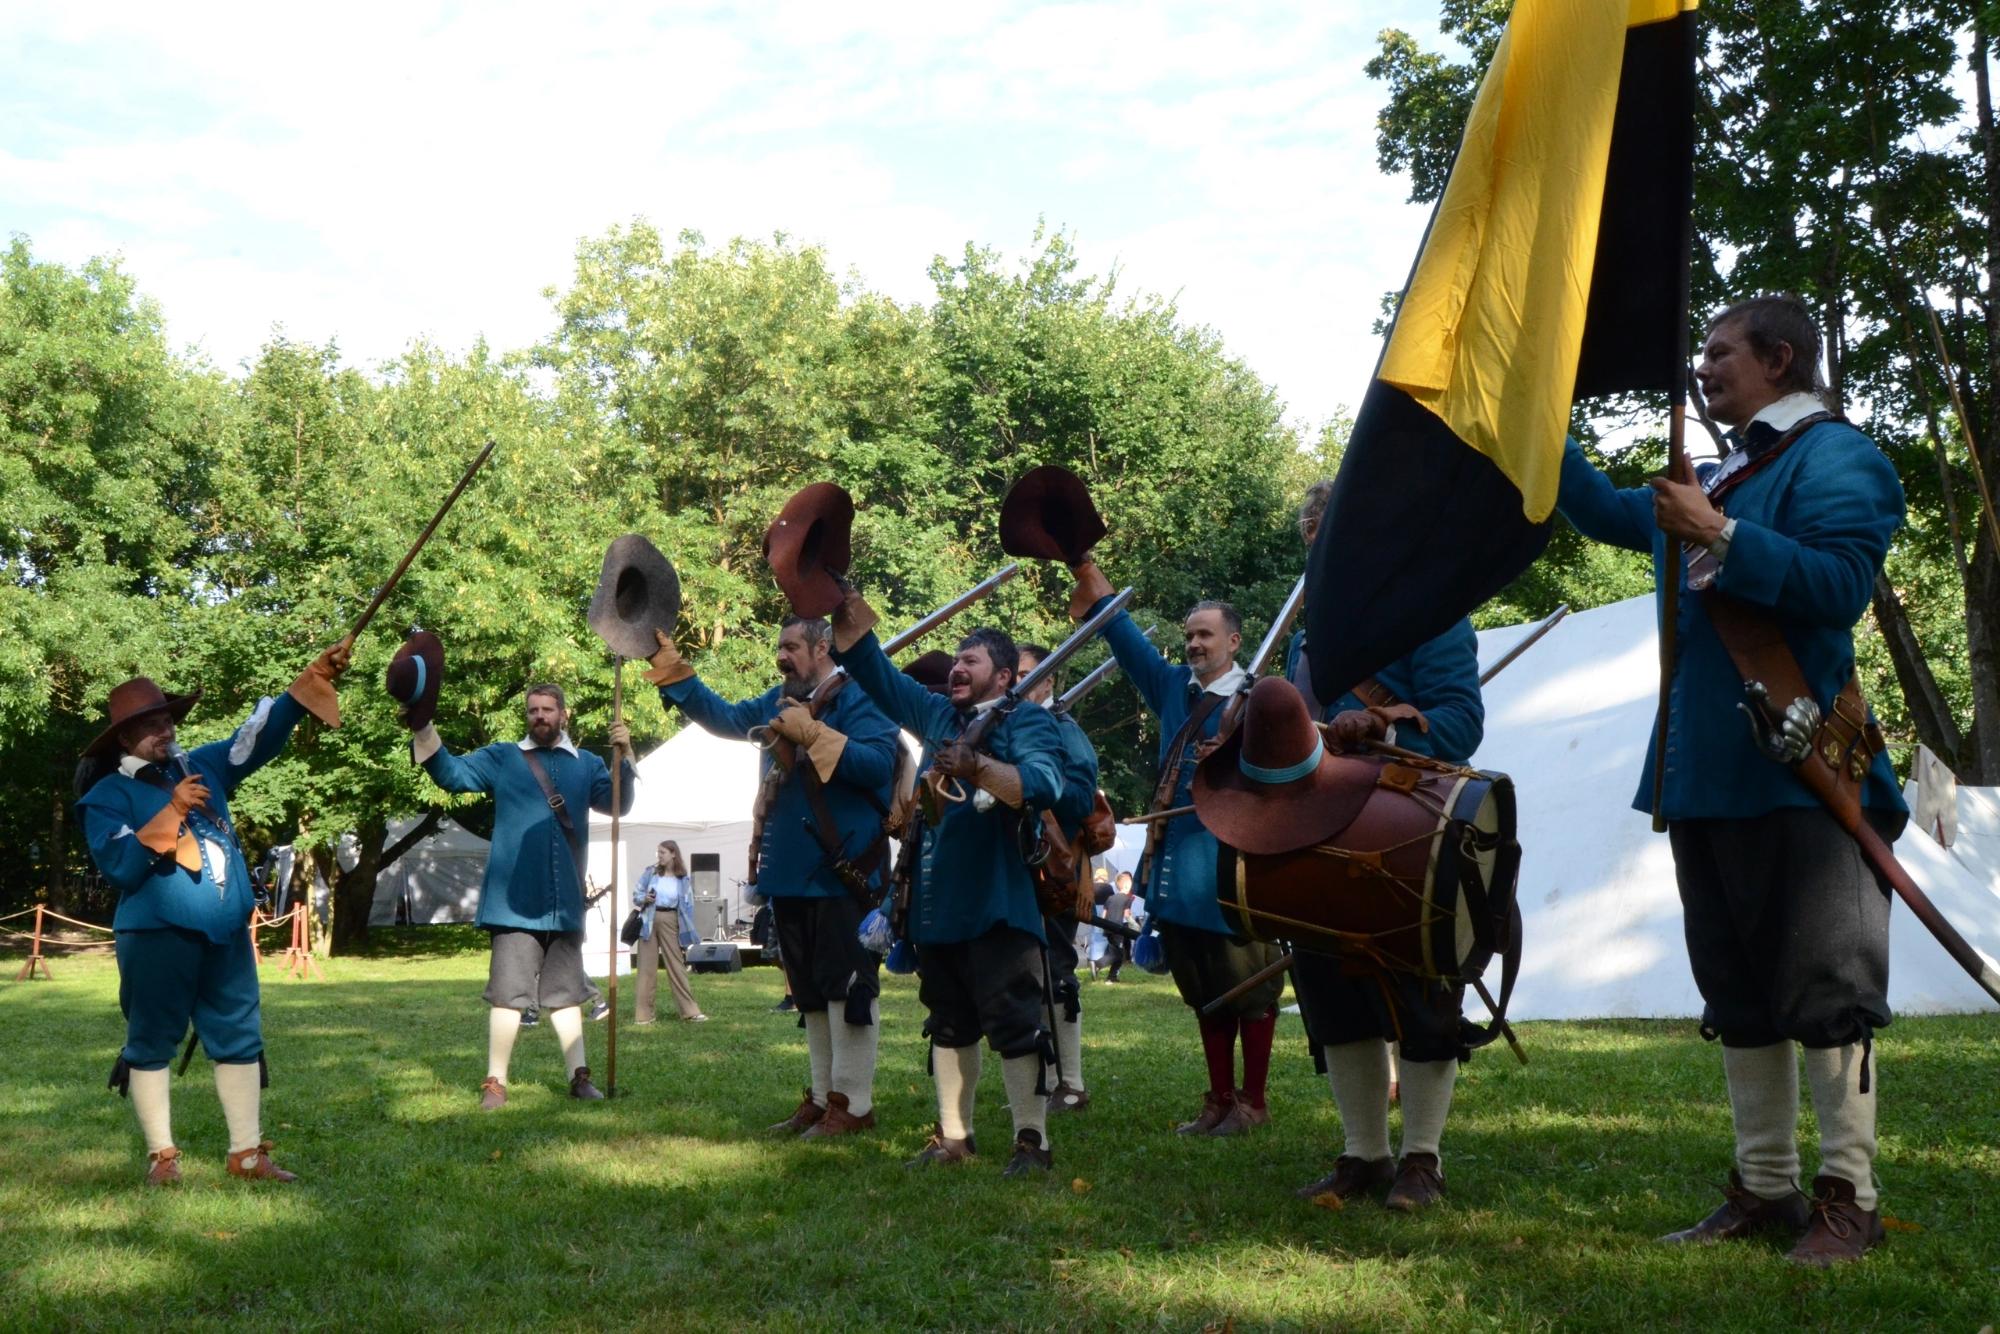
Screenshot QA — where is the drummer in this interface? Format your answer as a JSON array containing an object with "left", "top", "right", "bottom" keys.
[{"left": 1284, "top": 480, "right": 1485, "bottom": 1212}]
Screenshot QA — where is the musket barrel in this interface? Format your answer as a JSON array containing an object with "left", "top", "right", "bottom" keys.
[
  {"left": 1478, "top": 604, "right": 1569, "bottom": 686},
  {"left": 881, "top": 563, "right": 1020, "bottom": 656}
]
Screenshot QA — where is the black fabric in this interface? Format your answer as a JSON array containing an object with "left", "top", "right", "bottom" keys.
[
  {"left": 1291, "top": 950, "right": 1468, "bottom": 1064},
  {"left": 1571, "top": 11, "right": 1696, "bottom": 400},
  {"left": 1303, "top": 381, "right": 1553, "bottom": 702},
  {"left": 915, "top": 926, "right": 1047, "bottom": 1057},
  {"left": 483, "top": 927, "right": 590, "bottom": 1011},
  {"left": 1043, "top": 915, "right": 1081, "bottom": 1021},
  {"left": 1158, "top": 920, "right": 1285, "bottom": 1017},
  {"left": 1668, "top": 805, "right": 1905, "bottom": 1048},
  {"left": 772, "top": 895, "right": 880, "bottom": 1022}
]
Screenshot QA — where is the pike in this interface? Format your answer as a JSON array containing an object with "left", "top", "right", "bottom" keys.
[
  {"left": 1479, "top": 604, "right": 1569, "bottom": 686},
  {"left": 347, "top": 438, "right": 498, "bottom": 643},
  {"left": 1215, "top": 573, "right": 1308, "bottom": 735}
]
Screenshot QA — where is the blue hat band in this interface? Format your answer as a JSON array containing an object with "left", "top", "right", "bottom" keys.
[
  {"left": 402, "top": 655, "right": 427, "bottom": 703},
  {"left": 1239, "top": 736, "right": 1322, "bottom": 785}
]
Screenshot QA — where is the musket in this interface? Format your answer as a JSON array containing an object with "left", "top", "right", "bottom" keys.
[
  {"left": 1215, "top": 573, "right": 1308, "bottom": 736},
  {"left": 348, "top": 438, "right": 497, "bottom": 643},
  {"left": 932, "top": 588, "right": 1135, "bottom": 804},
  {"left": 1479, "top": 604, "right": 1569, "bottom": 686},
  {"left": 1052, "top": 627, "right": 1152, "bottom": 715},
  {"left": 881, "top": 563, "right": 1020, "bottom": 657}
]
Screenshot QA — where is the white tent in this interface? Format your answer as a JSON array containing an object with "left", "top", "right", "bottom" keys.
[
  {"left": 370, "top": 816, "right": 489, "bottom": 925},
  {"left": 1471, "top": 595, "right": 2000, "bottom": 1020}
]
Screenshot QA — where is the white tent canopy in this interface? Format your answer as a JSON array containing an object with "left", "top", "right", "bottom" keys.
[
  {"left": 1472, "top": 595, "right": 2000, "bottom": 1020},
  {"left": 369, "top": 816, "right": 488, "bottom": 925}
]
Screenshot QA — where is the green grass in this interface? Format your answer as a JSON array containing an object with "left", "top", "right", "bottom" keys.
[{"left": 2, "top": 935, "right": 1995, "bottom": 1332}]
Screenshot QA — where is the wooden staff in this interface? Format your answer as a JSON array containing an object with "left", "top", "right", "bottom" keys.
[
  {"left": 606, "top": 657, "right": 624, "bottom": 1096},
  {"left": 1479, "top": 604, "right": 1569, "bottom": 686},
  {"left": 347, "top": 438, "right": 497, "bottom": 643}
]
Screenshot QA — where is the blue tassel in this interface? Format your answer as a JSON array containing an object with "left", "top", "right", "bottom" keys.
[
  {"left": 885, "top": 938, "right": 919, "bottom": 975},
  {"left": 857, "top": 907, "right": 895, "bottom": 956},
  {"left": 1132, "top": 927, "right": 1168, "bottom": 974}
]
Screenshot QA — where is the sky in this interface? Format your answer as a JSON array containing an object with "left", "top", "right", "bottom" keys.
[{"left": 1, "top": 1, "right": 1453, "bottom": 431}]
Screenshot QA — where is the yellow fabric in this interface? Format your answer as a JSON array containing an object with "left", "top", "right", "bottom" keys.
[
  {"left": 1379, "top": 0, "right": 1689, "bottom": 523},
  {"left": 1629, "top": 0, "right": 1696, "bottom": 24}
]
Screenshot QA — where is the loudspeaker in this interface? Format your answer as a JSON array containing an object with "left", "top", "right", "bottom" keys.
[
  {"left": 686, "top": 941, "right": 743, "bottom": 973},
  {"left": 691, "top": 853, "right": 720, "bottom": 898}
]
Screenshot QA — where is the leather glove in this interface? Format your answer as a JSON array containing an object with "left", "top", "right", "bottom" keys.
[
  {"left": 767, "top": 700, "right": 824, "bottom": 748},
  {"left": 934, "top": 742, "right": 981, "bottom": 780},
  {"left": 137, "top": 774, "right": 213, "bottom": 864},
  {"left": 1326, "top": 708, "right": 1387, "bottom": 752},
  {"left": 609, "top": 720, "right": 633, "bottom": 757},
  {"left": 411, "top": 723, "right": 444, "bottom": 763},
  {"left": 830, "top": 584, "right": 880, "bottom": 654},
  {"left": 1067, "top": 560, "right": 1115, "bottom": 623},
  {"left": 642, "top": 630, "right": 694, "bottom": 687},
  {"left": 169, "top": 773, "right": 212, "bottom": 817},
  {"left": 288, "top": 636, "right": 353, "bottom": 727},
  {"left": 970, "top": 755, "right": 1026, "bottom": 809}
]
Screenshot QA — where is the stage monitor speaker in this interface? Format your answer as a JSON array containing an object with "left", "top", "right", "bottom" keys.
[{"left": 686, "top": 941, "right": 743, "bottom": 973}]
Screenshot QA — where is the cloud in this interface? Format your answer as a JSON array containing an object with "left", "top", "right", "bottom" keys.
[{"left": 2, "top": 0, "right": 1445, "bottom": 422}]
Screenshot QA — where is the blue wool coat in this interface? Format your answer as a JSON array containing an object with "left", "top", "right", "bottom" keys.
[
  {"left": 1556, "top": 425, "right": 1908, "bottom": 821},
  {"left": 1094, "top": 599, "right": 1237, "bottom": 935},
  {"left": 1285, "top": 621, "right": 1484, "bottom": 765},
  {"left": 421, "top": 739, "right": 635, "bottom": 931},
  {"left": 661, "top": 673, "right": 899, "bottom": 899},
  {"left": 79, "top": 693, "right": 306, "bottom": 944},
  {"left": 1048, "top": 708, "right": 1101, "bottom": 839},
  {"left": 834, "top": 630, "right": 1066, "bottom": 945}
]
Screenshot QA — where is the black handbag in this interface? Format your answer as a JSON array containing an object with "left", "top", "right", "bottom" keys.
[{"left": 620, "top": 910, "right": 643, "bottom": 946}]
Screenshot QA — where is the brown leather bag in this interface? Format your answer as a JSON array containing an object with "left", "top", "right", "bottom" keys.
[{"left": 1034, "top": 792, "right": 1118, "bottom": 921}]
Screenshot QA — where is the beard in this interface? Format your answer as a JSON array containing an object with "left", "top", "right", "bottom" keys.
[
  {"left": 780, "top": 675, "right": 812, "bottom": 701},
  {"left": 527, "top": 718, "right": 561, "bottom": 744}
]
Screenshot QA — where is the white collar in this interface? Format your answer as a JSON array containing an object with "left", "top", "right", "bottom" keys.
[
  {"left": 971, "top": 695, "right": 1004, "bottom": 716},
  {"left": 1748, "top": 391, "right": 1828, "bottom": 435},
  {"left": 118, "top": 754, "right": 154, "bottom": 778},
  {"left": 1196, "top": 663, "right": 1248, "bottom": 697},
  {"left": 519, "top": 733, "right": 579, "bottom": 757}
]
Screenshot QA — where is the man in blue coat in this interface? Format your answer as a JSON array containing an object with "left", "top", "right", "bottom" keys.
[
  {"left": 410, "top": 682, "right": 635, "bottom": 1108},
  {"left": 75, "top": 641, "right": 349, "bottom": 1185},
  {"left": 1017, "top": 643, "right": 1104, "bottom": 1115},
  {"left": 1066, "top": 564, "right": 1285, "bottom": 1138},
  {"left": 829, "top": 587, "right": 1069, "bottom": 1178},
  {"left": 644, "top": 615, "right": 900, "bottom": 1138},
  {"left": 1558, "top": 294, "right": 1908, "bottom": 1266},
  {"left": 1284, "top": 481, "right": 1486, "bottom": 1212}
]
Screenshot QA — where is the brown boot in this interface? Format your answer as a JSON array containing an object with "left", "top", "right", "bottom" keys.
[
  {"left": 479, "top": 1077, "right": 507, "bottom": 1111},
  {"left": 799, "top": 1091, "right": 876, "bottom": 1140},
  {"left": 1176, "top": 1090, "right": 1233, "bottom": 1135},
  {"left": 1659, "top": 1171, "right": 1810, "bottom": 1245},
  {"left": 904, "top": 1125, "right": 976, "bottom": 1168},
  {"left": 144, "top": 1147, "right": 182, "bottom": 1187},
  {"left": 1384, "top": 1152, "right": 1445, "bottom": 1212},
  {"left": 1208, "top": 1093, "right": 1269, "bottom": 1138},
  {"left": 1001, "top": 1128, "right": 1054, "bottom": 1179},
  {"left": 767, "top": 1088, "right": 826, "bottom": 1136},
  {"left": 569, "top": 1067, "right": 605, "bottom": 1100},
  {"left": 1786, "top": 1176, "right": 1884, "bottom": 1267},
  {"left": 1296, "top": 1154, "right": 1394, "bottom": 1206},
  {"left": 226, "top": 1141, "right": 297, "bottom": 1183},
  {"left": 1046, "top": 1083, "right": 1090, "bottom": 1114}
]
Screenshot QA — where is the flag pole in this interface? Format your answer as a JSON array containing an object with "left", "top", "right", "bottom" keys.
[
  {"left": 606, "top": 657, "right": 623, "bottom": 1095},
  {"left": 1650, "top": 12, "right": 1699, "bottom": 836}
]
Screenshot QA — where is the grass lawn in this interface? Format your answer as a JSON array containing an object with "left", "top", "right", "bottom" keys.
[{"left": 2, "top": 932, "right": 1996, "bottom": 1332}]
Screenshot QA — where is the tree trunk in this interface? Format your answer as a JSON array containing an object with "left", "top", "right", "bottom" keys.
[
  {"left": 326, "top": 814, "right": 385, "bottom": 956},
  {"left": 46, "top": 793, "right": 67, "bottom": 915},
  {"left": 1964, "top": 17, "right": 2000, "bottom": 784},
  {"left": 1871, "top": 574, "right": 1964, "bottom": 769}
]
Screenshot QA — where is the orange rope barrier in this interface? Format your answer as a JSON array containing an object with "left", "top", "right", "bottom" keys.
[{"left": 40, "top": 908, "right": 116, "bottom": 935}]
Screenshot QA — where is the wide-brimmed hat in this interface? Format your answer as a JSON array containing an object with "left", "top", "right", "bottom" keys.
[
  {"left": 764, "top": 483, "right": 855, "bottom": 617},
  {"left": 84, "top": 677, "right": 200, "bottom": 760},
  {"left": 588, "top": 534, "right": 682, "bottom": 659},
  {"left": 999, "top": 465, "right": 1106, "bottom": 564},
  {"left": 902, "top": 650, "right": 953, "bottom": 695},
  {"left": 1193, "top": 677, "right": 1377, "bottom": 855},
  {"left": 385, "top": 630, "right": 445, "bottom": 729}
]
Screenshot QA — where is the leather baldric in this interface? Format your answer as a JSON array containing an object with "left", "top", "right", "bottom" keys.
[
  {"left": 1136, "top": 688, "right": 1228, "bottom": 890},
  {"left": 754, "top": 673, "right": 890, "bottom": 903},
  {"left": 1349, "top": 677, "right": 1401, "bottom": 711},
  {"left": 520, "top": 748, "right": 586, "bottom": 884}
]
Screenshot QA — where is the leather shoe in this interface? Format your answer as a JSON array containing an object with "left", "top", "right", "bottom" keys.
[
  {"left": 904, "top": 1126, "right": 976, "bottom": 1168},
  {"left": 799, "top": 1091, "right": 876, "bottom": 1140},
  {"left": 1786, "top": 1175, "right": 1884, "bottom": 1267},
  {"left": 1659, "top": 1171, "right": 1809, "bottom": 1245},
  {"left": 1047, "top": 1083, "right": 1090, "bottom": 1114},
  {"left": 1385, "top": 1152, "right": 1445, "bottom": 1211},
  {"left": 226, "top": 1141, "right": 297, "bottom": 1183},
  {"left": 479, "top": 1076, "right": 508, "bottom": 1111},
  {"left": 1296, "top": 1154, "right": 1394, "bottom": 1206},
  {"left": 1002, "top": 1128, "right": 1053, "bottom": 1179},
  {"left": 1208, "top": 1094, "right": 1269, "bottom": 1138},
  {"left": 1176, "top": 1090, "right": 1233, "bottom": 1135},
  {"left": 569, "top": 1067, "right": 605, "bottom": 1100},
  {"left": 767, "top": 1088, "right": 825, "bottom": 1136},
  {"left": 145, "top": 1146, "right": 182, "bottom": 1187}
]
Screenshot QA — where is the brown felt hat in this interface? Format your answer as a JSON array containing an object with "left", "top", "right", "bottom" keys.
[
  {"left": 588, "top": 534, "right": 682, "bottom": 659},
  {"left": 902, "top": 649, "right": 953, "bottom": 695},
  {"left": 385, "top": 630, "right": 445, "bottom": 729},
  {"left": 84, "top": 677, "right": 201, "bottom": 760},
  {"left": 999, "top": 465, "right": 1107, "bottom": 564},
  {"left": 1193, "top": 677, "right": 1377, "bottom": 855},
  {"left": 764, "top": 483, "right": 855, "bottom": 618}
]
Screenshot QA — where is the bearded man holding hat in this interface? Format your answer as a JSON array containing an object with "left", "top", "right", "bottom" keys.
[{"left": 74, "top": 640, "right": 351, "bottom": 1186}]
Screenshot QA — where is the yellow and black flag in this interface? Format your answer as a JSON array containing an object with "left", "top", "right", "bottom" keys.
[{"left": 1303, "top": 0, "right": 1698, "bottom": 702}]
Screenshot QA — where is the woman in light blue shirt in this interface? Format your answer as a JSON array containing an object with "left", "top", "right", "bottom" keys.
[{"left": 632, "top": 841, "right": 705, "bottom": 1024}]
